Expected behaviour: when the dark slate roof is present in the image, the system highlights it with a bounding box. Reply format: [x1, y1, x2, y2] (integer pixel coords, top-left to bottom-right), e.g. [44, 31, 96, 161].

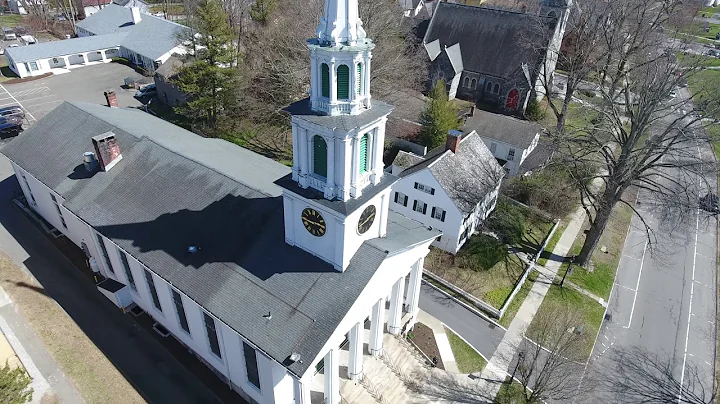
[399, 133, 503, 214]
[462, 109, 544, 149]
[423, 2, 554, 78]
[155, 54, 185, 78]
[6, 33, 127, 63]
[518, 137, 554, 175]
[76, 4, 188, 60]
[1, 101, 438, 377]
[285, 98, 394, 132]
[275, 173, 397, 216]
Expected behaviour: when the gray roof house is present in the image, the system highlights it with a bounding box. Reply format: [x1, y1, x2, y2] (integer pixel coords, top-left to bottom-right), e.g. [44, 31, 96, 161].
[423, 0, 571, 115]
[6, 4, 188, 79]
[389, 131, 504, 253]
[462, 108, 546, 176]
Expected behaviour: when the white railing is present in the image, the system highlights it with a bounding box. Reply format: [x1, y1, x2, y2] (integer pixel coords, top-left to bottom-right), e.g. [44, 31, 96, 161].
[312, 99, 329, 112]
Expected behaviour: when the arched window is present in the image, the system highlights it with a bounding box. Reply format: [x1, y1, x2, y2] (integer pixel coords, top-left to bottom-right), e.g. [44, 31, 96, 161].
[486, 81, 492, 92]
[356, 63, 363, 95]
[506, 89, 520, 110]
[337, 64, 350, 100]
[313, 135, 327, 178]
[359, 134, 369, 174]
[463, 77, 470, 87]
[470, 78, 477, 89]
[494, 83, 500, 94]
[321, 63, 330, 98]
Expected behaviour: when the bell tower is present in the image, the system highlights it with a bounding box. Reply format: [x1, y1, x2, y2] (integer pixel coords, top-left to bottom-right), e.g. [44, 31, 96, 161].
[280, 0, 396, 271]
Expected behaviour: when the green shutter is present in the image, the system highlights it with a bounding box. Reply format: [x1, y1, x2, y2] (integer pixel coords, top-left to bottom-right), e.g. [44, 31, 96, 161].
[313, 136, 327, 177]
[359, 134, 368, 174]
[356, 63, 362, 95]
[321, 63, 330, 98]
[337, 65, 350, 100]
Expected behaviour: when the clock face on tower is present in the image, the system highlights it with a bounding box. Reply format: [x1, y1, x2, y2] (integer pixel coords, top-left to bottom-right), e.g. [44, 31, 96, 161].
[301, 208, 326, 237]
[357, 205, 376, 234]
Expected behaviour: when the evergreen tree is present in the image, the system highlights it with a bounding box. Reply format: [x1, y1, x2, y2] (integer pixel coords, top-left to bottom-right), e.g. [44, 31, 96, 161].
[249, 0, 276, 24]
[420, 80, 461, 149]
[173, 0, 241, 129]
[0, 362, 32, 404]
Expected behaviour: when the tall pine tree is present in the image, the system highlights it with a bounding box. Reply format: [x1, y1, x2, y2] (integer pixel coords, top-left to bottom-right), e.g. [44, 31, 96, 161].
[173, 0, 241, 129]
[420, 80, 461, 149]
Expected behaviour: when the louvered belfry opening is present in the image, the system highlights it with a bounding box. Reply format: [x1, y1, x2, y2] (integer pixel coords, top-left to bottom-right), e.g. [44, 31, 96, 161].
[337, 64, 350, 100]
[359, 134, 368, 174]
[321, 63, 330, 98]
[313, 135, 328, 177]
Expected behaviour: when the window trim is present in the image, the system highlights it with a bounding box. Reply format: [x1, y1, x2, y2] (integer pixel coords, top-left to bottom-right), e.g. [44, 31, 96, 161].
[312, 135, 328, 178]
[118, 248, 137, 291]
[431, 207, 446, 222]
[243, 341, 262, 390]
[321, 63, 330, 98]
[143, 268, 163, 313]
[171, 288, 191, 335]
[414, 182, 435, 195]
[95, 232, 113, 274]
[203, 311, 223, 360]
[337, 64, 350, 100]
[412, 199, 427, 215]
[394, 191, 408, 207]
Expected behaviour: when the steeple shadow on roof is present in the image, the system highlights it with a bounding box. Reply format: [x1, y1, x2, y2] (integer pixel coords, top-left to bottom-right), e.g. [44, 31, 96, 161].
[93, 193, 336, 280]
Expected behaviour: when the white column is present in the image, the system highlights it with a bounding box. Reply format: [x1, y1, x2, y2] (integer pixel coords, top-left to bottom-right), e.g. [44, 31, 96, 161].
[310, 52, 317, 100]
[366, 130, 374, 175]
[81, 53, 88, 64]
[101, 50, 107, 61]
[364, 55, 372, 107]
[350, 136, 358, 189]
[340, 137, 352, 200]
[300, 128, 310, 187]
[348, 322, 363, 381]
[323, 349, 340, 404]
[291, 125, 299, 180]
[373, 123, 385, 183]
[369, 297, 385, 357]
[388, 276, 406, 335]
[325, 136, 335, 199]
[330, 60, 337, 103]
[406, 258, 423, 322]
[63, 56, 70, 67]
[350, 61, 356, 103]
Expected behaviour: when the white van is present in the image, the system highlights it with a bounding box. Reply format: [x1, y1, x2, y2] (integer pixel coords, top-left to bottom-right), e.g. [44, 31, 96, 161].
[2, 27, 16, 41]
[20, 35, 36, 45]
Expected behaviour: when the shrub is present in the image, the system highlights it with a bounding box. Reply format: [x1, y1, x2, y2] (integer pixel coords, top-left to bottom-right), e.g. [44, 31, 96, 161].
[503, 166, 579, 218]
[525, 98, 546, 121]
[458, 234, 508, 271]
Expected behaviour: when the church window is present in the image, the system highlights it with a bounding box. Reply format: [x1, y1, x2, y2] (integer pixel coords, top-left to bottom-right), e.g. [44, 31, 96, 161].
[356, 63, 363, 95]
[359, 134, 369, 174]
[337, 64, 350, 99]
[494, 83, 500, 94]
[463, 77, 469, 87]
[243, 342, 261, 389]
[486, 81, 492, 92]
[471, 78, 477, 88]
[321, 63, 330, 98]
[313, 135, 328, 178]
[203, 312, 222, 358]
[506, 89, 520, 110]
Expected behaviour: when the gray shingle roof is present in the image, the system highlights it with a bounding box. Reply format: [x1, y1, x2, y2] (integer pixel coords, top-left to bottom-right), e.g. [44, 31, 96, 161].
[462, 109, 543, 149]
[391, 150, 425, 169]
[1, 101, 438, 377]
[424, 2, 554, 78]
[77, 4, 188, 60]
[6, 33, 127, 63]
[400, 133, 503, 215]
[285, 97, 394, 132]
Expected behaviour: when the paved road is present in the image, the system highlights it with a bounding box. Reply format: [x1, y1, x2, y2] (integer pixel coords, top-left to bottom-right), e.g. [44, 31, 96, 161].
[0, 151, 228, 402]
[419, 281, 506, 360]
[581, 87, 717, 403]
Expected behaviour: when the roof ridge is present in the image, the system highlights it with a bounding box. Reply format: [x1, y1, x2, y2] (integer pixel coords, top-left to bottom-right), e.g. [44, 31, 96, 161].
[436, 1, 547, 17]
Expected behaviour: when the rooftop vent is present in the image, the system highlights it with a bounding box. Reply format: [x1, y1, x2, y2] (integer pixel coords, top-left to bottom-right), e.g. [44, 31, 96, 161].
[83, 151, 98, 172]
[187, 246, 198, 254]
[263, 312, 272, 320]
[289, 353, 301, 363]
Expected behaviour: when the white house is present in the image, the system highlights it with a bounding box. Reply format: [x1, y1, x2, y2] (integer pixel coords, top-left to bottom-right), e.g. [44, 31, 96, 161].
[462, 108, 545, 177]
[6, 5, 187, 78]
[82, 0, 113, 17]
[389, 131, 504, 254]
[1, 2, 440, 403]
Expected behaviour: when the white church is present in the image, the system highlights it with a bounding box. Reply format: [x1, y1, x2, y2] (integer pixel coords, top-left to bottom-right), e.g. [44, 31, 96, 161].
[1, 1, 440, 403]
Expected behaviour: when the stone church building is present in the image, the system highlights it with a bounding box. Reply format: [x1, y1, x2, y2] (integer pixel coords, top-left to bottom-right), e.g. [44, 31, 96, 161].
[423, 0, 571, 114]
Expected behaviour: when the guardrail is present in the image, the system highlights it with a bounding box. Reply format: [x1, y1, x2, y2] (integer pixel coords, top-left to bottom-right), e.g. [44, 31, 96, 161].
[423, 269, 502, 318]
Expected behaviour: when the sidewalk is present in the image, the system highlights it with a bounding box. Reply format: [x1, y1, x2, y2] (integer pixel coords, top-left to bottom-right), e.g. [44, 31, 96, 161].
[474, 205, 587, 400]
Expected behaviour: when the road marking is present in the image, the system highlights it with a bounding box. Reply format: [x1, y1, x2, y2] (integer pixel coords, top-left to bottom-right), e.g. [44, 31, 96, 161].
[0, 84, 35, 122]
[615, 283, 636, 292]
[17, 94, 56, 104]
[678, 208, 700, 403]
[624, 239, 648, 329]
[22, 99, 61, 109]
[622, 254, 642, 261]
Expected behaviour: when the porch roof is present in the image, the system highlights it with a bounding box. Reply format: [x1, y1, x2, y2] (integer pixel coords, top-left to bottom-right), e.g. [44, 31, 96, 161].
[6, 33, 127, 63]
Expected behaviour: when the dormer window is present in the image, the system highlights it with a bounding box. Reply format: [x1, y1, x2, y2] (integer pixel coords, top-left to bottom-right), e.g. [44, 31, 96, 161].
[313, 135, 327, 177]
[337, 64, 350, 100]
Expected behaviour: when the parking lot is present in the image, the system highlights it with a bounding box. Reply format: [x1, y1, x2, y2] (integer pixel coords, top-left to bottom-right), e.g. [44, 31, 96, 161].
[0, 63, 145, 128]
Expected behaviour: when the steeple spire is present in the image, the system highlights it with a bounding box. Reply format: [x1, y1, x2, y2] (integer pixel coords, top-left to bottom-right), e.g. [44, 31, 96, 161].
[316, 0, 367, 46]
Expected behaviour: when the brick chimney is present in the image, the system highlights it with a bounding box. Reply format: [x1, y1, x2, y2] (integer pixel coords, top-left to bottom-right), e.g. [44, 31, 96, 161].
[92, 132, 123, 171]
[446, 129, 462, 154]
[104, 91, 118, 108]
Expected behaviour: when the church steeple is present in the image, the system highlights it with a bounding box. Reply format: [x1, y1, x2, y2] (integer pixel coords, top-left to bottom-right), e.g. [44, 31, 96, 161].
[308, 0, 374, 116]
[316, 0, 367, 46]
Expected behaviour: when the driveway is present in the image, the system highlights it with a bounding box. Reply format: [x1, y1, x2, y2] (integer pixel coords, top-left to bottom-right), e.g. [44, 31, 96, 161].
[0, 62, 144, 124]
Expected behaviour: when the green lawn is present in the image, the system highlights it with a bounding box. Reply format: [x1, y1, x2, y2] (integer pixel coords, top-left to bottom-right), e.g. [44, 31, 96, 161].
[445, 327, 487, 374]
[677, 52, 720, 68]
[149, 4, 184, 14]
[527, 281, 606, 360]
[562, 200, 634, 300]
[699, 6, 720, 17]
[680, 21, 720, 42]
[0, 15, 24, 27]
[499, 271, 537, 328]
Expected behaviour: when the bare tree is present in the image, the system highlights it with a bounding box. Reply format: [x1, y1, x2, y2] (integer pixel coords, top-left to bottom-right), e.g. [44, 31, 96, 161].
[594, 346, 716, 404]
[508, 306, 589, 403]
[548, 0, 717, 266]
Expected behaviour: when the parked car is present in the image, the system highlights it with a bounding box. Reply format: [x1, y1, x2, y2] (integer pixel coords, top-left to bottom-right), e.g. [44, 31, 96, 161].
[700, 193, 719, 214]
[0, 106, 25, 120]
[20, 35, 36, 45]
[134, 83, 157, 98]
[2, 27, 15, 41]
[13, 26, 29, 36]
[0, 116, 23, 137]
